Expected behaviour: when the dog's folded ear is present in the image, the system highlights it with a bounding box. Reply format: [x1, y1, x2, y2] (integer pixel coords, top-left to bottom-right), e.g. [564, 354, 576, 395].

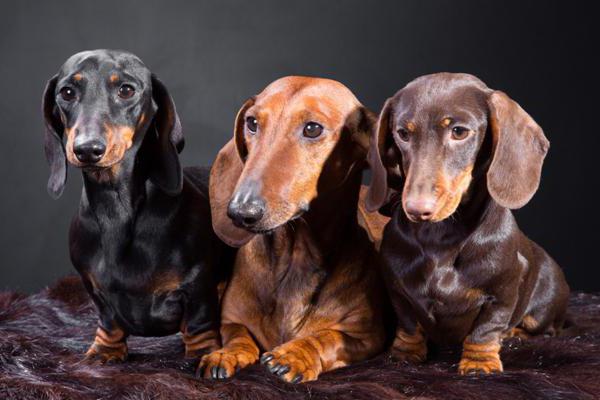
[149, 75, 185, 195]
[365, 97, 403, 216]
[209, 98, 256, 247]
[42, 75, 68, 199]
[487, 91, 549, 209]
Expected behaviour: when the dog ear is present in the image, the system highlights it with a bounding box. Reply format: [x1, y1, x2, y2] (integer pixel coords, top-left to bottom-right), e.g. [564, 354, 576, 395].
[149, 74, 185, 195]
[233, 97, 255, 161]
[486, 91, 549, 209]
[365, 97, 403, 214]
[209, 98, 255, 247]
[351, 106, 377, 157]
[43, 75, 68, 199]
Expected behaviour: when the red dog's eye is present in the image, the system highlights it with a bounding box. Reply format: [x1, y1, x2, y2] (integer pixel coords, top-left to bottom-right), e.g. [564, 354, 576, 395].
[118, 84, 135, 99]
[246, 117, 258, 133]
[303, 122, 323, 138]
[451, 126, 470, 140]
[59, 87, 76, 102]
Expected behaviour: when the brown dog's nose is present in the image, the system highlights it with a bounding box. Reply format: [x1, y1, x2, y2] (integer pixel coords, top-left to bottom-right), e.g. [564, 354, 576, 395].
[404, 197, 436, 222]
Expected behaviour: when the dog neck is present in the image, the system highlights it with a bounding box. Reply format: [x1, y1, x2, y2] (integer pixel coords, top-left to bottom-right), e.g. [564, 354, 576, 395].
[258, 168, 364, 269]
[397, 173, 498, 247]
[78, 139, 154, 256]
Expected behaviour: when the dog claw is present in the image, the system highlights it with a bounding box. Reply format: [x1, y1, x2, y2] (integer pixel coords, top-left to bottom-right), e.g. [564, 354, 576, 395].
[292, 374, 303, 384]
[276, 365, 290, 376]
[260, 353, 274, 364]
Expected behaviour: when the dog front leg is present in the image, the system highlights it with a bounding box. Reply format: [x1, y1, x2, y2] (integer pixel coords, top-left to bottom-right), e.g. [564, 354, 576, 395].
[181, 280, 221, 358]
[198, 323, 260, 379]
[459, 297, 516, 375]
[391, 294, 428, 363]
[85, 319, 128, 363]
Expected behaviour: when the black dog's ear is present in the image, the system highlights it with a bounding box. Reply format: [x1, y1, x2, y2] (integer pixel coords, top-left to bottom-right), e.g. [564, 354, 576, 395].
[149, 74, 185, 195]
[487, 91, 549, 209]
[43, 75, 67, 199]
[365, 97, 403, 215]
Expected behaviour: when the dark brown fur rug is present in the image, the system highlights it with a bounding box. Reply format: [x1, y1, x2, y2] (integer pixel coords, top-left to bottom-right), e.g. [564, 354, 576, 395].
[1, 276, 599, 400]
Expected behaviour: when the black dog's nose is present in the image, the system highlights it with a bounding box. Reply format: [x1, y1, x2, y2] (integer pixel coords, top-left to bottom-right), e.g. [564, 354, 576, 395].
[73, 140, 106, 164]
[227, 196, 266, 228]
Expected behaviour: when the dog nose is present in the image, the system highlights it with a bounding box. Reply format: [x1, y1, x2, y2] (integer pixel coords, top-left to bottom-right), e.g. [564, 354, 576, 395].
[227, 195, 266, 228]
[404, 197, 436, 221]
[73, 140, 106, 164]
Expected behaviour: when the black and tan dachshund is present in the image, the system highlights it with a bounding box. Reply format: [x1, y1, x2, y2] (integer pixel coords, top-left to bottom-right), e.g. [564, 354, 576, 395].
[43, 49, 228, 370]
[366, 73, 569, 374]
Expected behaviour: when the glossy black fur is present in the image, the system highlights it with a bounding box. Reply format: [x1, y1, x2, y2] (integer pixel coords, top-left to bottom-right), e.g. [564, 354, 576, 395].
[42, 50, 227, 347]
[1, 276, 599, 399]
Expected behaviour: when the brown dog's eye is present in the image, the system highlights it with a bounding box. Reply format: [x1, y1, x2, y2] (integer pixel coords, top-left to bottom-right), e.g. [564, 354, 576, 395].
[303, 122, 323, 138]
[397, 128, 410, 142]
[246, 117, 258, 133]
[451, 126, 470, 140]
[118, 84, 135, 99]
[59, 87, 76, 102]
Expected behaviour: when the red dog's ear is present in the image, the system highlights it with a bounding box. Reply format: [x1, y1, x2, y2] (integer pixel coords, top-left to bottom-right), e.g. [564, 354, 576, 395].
[365, 97, 402, 214]
[486, 91, 549, 209]
[209, 98, 255, 247]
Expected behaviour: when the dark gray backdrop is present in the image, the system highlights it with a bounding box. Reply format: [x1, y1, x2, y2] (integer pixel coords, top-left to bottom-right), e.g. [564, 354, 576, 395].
[0, 1, 597, 292]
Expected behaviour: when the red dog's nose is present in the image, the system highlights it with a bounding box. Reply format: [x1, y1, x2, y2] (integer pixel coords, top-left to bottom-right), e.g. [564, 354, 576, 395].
[404, 197, 436, 221]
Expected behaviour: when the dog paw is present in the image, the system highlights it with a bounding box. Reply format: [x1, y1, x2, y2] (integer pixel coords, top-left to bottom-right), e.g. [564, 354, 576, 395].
[458, 357, 503, 375]
[260, 343, 321, 383]
[459, 340, 503, 375]
[198, 347, 258, 379]
[84, 343, 128, 364]
[391, 328, 427, 363]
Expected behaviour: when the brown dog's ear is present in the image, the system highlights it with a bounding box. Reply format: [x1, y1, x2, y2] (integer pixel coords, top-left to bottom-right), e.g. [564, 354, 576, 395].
[487, 91, 549, 209]
[209, 98, 255, 247]
[42, 75, 68, 199]
[149, 74, 185, 195]
[233, 97, 255, 161]
[365, 98, 402, 214]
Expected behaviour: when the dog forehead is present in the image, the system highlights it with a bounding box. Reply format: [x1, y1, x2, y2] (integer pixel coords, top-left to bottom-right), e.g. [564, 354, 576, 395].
[59, 49, 150, 81]
[394, 73, 489, 122]
[255, 76, 360, 121]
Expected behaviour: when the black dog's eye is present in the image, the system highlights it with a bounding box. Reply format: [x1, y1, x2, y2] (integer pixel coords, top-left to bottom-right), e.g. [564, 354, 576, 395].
[59, 87, 76, 102]
[397, 128, 410, 142]
[118, 84, 135, 99]
[451, 126, 470, 140]
[303, 122, 323, 138]
[246, 117, 258, 133]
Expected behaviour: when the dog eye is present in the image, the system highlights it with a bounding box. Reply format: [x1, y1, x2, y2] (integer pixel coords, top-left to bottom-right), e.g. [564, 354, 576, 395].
[246, 117, 258, 133]
[303, 122, 323, 138]
[397, 128, 410, 142]
[118, 84, 135, 99]
[451, 126, 470, 140]
[59, 87, 76, 102]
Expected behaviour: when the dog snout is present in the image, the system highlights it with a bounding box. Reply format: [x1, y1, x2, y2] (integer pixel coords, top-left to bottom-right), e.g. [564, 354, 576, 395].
[73, 137, 107, 164]
[404, 196, 436, 222]
[227, 189, 266, 228]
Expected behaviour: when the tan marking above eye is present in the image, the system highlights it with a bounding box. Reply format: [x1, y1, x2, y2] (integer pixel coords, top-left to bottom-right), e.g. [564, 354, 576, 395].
[441, 118, 452, 128]
[110, 74, 119, 83]
[406, 121, 417, 132]
[73, 73, 83, 81]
